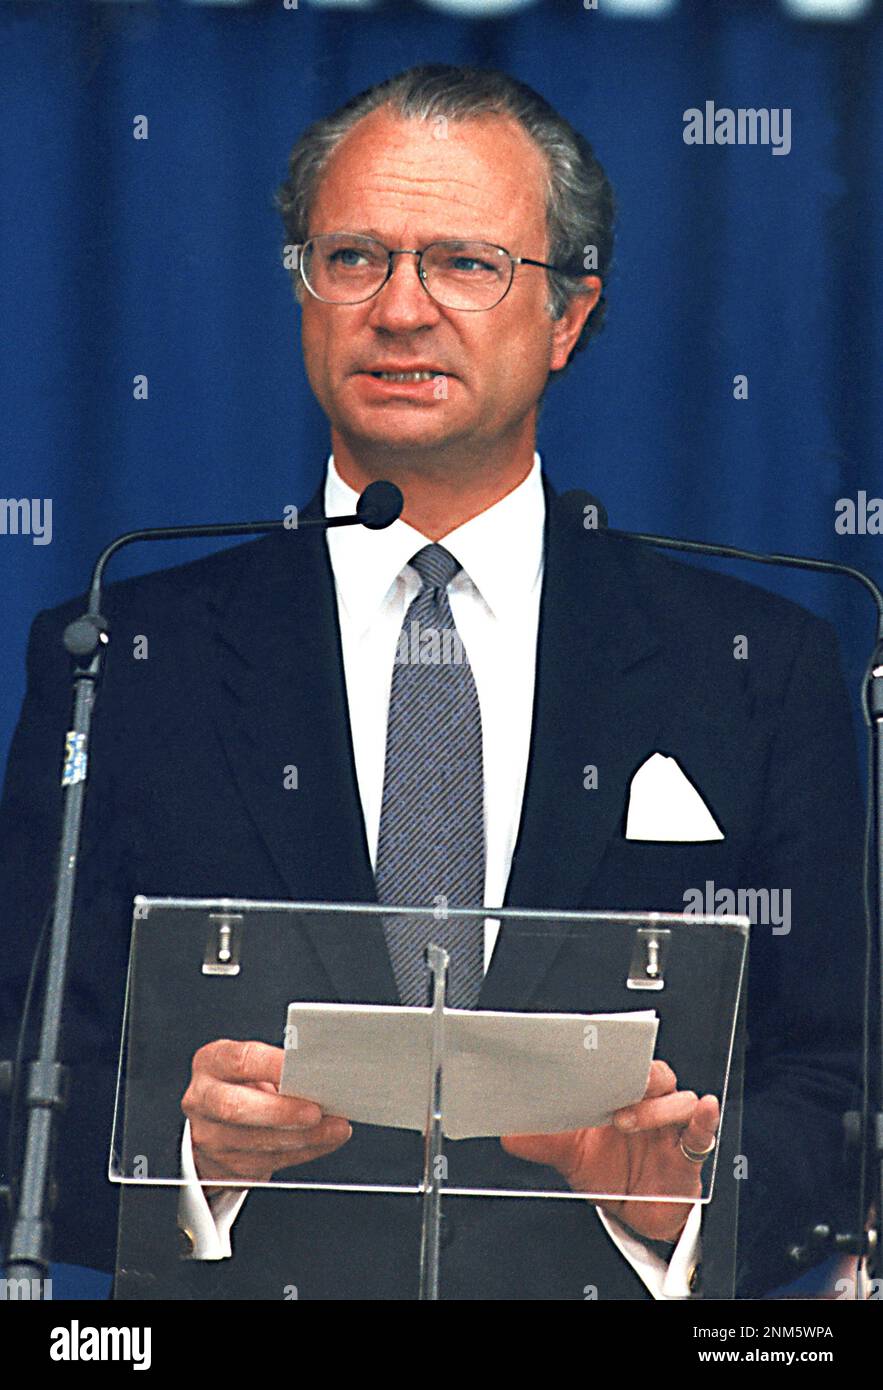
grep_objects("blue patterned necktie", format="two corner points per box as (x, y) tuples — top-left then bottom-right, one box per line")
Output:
(375, 544), (485, 1009)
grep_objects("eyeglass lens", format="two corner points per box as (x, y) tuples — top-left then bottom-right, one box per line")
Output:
(301, 234), (513, 310)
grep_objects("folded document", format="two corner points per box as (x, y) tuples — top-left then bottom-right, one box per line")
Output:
(280, 1003), (658, 1140)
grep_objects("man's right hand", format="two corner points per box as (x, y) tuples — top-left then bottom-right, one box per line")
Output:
(182, 1038), (352, 1184)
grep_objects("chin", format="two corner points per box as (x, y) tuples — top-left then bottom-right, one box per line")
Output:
(343, 414), (469, 454)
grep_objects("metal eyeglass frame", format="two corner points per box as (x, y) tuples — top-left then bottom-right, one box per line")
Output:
(293, 233), (592, 311)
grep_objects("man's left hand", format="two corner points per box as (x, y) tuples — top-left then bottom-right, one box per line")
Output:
(500, 1061), (719, 1243)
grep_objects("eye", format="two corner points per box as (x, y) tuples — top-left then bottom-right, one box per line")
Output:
(327, 246), (369, 268)
(445, 255), (496, 275)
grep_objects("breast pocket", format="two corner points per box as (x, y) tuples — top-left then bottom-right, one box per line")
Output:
(589, 837), (745, 915)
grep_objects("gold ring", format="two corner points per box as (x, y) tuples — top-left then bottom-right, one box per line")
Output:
(679, 1134), (716, 1164)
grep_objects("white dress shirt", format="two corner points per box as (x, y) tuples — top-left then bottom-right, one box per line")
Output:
(178, 453), (700, 1297)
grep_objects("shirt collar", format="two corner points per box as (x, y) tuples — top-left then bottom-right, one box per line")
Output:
(324, 453), (545, 635)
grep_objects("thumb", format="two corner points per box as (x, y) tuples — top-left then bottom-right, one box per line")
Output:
(500, 1130), (583, 1169)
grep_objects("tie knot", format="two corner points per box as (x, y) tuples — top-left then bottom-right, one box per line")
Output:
(409, 544), (462, 594)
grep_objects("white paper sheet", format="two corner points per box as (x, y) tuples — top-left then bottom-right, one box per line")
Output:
(280, 1003), (658, 1140)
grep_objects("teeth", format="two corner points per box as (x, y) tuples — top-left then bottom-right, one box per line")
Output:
(371, 371), (436, 383)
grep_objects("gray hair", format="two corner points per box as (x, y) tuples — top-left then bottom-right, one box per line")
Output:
(276, 65), (615, 364)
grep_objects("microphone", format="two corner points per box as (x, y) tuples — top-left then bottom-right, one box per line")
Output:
(64, 480), (404, 663)
(561, 489), (609, 532)
(560, 488), (883, 629)
(562, 485), (883, 1276)
(3, 477), (403, 1288)
(356, 479), (405, 530)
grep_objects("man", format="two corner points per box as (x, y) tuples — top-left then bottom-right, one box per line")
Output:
(0, 66), (865, 1300)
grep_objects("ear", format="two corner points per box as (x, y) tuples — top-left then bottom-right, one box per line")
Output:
(549, 277), (602, 372)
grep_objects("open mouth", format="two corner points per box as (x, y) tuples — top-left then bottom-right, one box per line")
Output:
(368, 370), (440, 383)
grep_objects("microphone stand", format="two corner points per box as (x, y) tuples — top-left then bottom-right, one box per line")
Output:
(3, 488), (402, 1292)
(600, 515), (883, 1284)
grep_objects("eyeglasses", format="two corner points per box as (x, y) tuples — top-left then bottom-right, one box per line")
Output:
(293, 233), (586, 312)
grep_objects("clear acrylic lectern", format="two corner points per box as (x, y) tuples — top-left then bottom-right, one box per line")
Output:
(111, 897), (748, 1300)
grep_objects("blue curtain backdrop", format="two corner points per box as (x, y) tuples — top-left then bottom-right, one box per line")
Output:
(1, 0), (881, 767)
(0, 0), (881, 1292)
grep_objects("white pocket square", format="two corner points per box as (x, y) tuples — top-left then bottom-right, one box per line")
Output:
(625, 753), (724, 842)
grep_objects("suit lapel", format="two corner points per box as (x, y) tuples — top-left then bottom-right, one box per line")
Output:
(207, 482), (397, 1004)
(480, 486), (666, 1009)
(206, 475), (670, 1012)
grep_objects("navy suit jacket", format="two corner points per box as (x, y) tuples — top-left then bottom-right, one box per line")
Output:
(0, 477), (866, 1298)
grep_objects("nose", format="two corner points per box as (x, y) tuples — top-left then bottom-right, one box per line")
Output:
(366, 250), (442, 333)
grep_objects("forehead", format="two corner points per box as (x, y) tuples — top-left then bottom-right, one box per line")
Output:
(308, 107), (550, 250)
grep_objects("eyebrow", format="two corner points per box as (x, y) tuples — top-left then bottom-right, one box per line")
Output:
(313, 227), (496, 248)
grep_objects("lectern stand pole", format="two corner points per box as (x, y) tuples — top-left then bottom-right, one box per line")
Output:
(418, 944), (449, 1301)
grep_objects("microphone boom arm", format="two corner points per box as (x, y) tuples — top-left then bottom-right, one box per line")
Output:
(3, 484), (402, 1292)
